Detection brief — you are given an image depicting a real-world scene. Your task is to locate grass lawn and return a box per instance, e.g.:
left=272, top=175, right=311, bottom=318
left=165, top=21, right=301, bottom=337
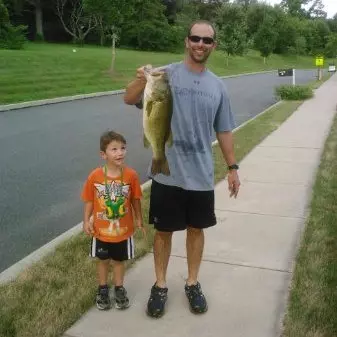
left=282, top=113, right=337, bottom=337
left=0, top=96, right=305, bottom=337
left=0, top=42, right=333, bottom=105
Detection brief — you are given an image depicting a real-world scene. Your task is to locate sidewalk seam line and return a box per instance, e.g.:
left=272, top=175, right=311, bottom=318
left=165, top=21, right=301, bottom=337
left=214, top=209, right=305, bottom=219
left=170, top=254, right=292, bottom=274
left=259, top=145, right=321, bottom=150
left=240, top=179, right=310, bottom=186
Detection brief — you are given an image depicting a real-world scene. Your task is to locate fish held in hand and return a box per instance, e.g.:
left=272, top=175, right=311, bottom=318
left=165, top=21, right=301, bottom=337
left=143, top=66, right=173, bottom=176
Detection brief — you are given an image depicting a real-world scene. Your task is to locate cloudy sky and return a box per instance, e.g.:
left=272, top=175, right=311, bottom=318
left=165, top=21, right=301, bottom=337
left=265, top=0, right=337, bottom=18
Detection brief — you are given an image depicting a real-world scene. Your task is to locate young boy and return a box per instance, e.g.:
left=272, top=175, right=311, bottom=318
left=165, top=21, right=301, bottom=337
left=81, top=130, right=144, bottom=311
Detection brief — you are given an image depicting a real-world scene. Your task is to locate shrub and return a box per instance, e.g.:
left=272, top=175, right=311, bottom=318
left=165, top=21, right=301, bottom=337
left=0, top=0, right=27, bottom=50
left=0, top=24, right=27, bottom=49
left=275, top=84, right=313, bottom=100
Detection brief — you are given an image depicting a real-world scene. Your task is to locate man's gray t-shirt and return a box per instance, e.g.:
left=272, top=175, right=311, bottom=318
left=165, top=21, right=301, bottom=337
left=144, top=62, right=235, bottom=191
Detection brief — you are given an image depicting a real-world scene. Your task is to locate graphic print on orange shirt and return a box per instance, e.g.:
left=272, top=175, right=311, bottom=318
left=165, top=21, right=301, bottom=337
left=82, top=167, right=142, bottom=243
left=94, top=178, right=130, bottom=238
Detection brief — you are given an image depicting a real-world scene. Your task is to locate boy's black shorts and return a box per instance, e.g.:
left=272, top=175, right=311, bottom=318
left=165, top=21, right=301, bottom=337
left=149, top=179, right=217, bottom=232
left=90, top=237, right=135, bottom=261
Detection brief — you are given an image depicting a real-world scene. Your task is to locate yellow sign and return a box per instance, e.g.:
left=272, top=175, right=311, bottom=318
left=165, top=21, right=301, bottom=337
left=315, top=56, right=324, bottom=67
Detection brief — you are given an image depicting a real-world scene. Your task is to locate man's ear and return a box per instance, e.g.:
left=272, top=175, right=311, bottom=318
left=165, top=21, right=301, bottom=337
left=184, top=37, right=189, bottom=48
left=213, top=41, right=218, bottom=50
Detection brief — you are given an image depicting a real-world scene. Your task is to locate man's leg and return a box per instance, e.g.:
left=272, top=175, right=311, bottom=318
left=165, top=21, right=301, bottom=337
left=186, top=227, right=204, bottom=286
left=153, top=230, right=173, bottom=288
left=147, top=180, right=186, bottom=318
left=184, top=190, right=216, bottom=314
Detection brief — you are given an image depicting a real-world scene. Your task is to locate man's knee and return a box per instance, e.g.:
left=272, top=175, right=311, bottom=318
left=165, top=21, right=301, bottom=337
left=187, top=227, right=203, bottom=235
left=155, top=230, right=173, bottom=240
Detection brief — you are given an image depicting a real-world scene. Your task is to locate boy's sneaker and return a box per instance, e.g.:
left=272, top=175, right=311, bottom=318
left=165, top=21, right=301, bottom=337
left=96, top=286, right=111, bottom=310
left=114, top=286, right=130, bottom=310
left=184, top=282, right=208, bottom=314
left=146, top=284, right=168, bottom=318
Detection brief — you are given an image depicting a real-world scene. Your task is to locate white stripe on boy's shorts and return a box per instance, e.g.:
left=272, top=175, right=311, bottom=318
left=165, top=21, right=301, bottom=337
left=91, top=237, right=96, bottom=257
left=127, top=237, right=134, bottom=259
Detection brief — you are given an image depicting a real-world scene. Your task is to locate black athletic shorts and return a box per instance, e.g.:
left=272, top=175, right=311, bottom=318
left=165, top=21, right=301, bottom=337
left=149, top=180, right=217, bottom=232
left=90, top=237, right=135, bottom=261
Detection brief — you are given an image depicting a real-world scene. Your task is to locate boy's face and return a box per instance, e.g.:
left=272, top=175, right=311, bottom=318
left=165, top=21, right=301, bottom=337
left=100, top=140, right=126, bottom=167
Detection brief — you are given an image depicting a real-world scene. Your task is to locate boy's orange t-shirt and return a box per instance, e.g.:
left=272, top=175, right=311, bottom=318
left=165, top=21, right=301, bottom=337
left=81, top=166, right=142, bottom=243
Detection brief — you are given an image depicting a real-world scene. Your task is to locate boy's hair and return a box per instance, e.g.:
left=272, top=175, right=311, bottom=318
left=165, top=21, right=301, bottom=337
left=187, top=20, right=217, bottom=40
left=100, top=130, right=126, bottom=152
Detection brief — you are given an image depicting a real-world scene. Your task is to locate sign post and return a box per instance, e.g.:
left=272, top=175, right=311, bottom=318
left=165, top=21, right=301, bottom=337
left=315, top=56, right=324, bottom=80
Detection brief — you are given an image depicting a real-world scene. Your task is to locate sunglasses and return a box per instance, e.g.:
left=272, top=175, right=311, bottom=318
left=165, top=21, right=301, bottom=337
left=188, top=35, right=215, bottom=45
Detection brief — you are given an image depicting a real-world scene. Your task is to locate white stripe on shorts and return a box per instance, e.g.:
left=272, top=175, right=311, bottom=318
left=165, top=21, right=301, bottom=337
left=127, top=236, right=135, bottom=259
left=91, top=237, right=97, bottom=257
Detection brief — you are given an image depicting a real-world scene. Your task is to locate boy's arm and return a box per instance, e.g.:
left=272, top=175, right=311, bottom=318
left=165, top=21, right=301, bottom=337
left=131, top=198, right=143, bottom=228
left=83, top=201, right=94, bottom=235
left=123, top=66, right=147, bottom=106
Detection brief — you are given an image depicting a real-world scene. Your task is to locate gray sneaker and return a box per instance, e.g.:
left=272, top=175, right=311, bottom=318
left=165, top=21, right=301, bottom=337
left=114, top=286, right=130, bottom=310
left=96, top=286, right=112, bottom=310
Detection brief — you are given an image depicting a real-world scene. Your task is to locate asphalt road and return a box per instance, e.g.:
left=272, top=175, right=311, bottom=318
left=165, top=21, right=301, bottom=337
left=0, top=69, right=320, bottom=272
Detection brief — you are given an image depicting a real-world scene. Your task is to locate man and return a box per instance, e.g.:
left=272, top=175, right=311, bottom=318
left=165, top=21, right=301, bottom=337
left=124, top=20, right=240, bottom=318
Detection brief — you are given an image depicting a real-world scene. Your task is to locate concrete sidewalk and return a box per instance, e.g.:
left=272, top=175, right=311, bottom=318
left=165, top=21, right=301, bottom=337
left=64, top=73, right=337, bottom=337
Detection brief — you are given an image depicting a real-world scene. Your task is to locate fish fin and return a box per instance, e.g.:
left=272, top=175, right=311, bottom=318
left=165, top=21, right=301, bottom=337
left=145, top=100, right=153, bottom=117
left=143, top=134, right=150, bottom=148
left=151, top=158, right=170, bottom=176
left=161, top=159, right=170, bottom=176
left=166, top=130, right=173, bottom=147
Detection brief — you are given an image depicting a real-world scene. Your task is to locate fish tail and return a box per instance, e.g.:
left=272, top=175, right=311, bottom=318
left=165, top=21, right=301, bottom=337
left=151, top=158, right=170, bottom=176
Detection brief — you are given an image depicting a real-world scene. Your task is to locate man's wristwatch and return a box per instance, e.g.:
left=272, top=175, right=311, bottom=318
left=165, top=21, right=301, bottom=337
left=228, top=164, right=239, bottom=170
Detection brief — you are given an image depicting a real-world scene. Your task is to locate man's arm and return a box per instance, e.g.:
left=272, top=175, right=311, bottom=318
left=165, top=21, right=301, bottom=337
left=123, top=66, right=147, bottom=105
left=216, top=131, right=236, bottom=167
left=216, top=131, right=240, bottom=198
left=124, top=79, right=146, bottom=105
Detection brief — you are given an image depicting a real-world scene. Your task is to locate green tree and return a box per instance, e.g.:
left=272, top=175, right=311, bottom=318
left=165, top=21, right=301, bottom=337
left=254, top=15, right=278, bottom=63
left=122, top=0, right=174, bottom=52
left=84, top=0, right=132, bottom=72
left=215, top=3, right=247, bottom=65
left=55, top=0, right=97, bottom=45
left=304, top=19, right=330, bottom=55
left=174, top=0, right=200, bottom=46
left=5, top=0, right=51, bottom=40
left=234, top=0, right=258, bottom=11
left=274, top=14, right=304, bottom=54
left=280, top=0, right=326, bottom=18
left=327, top=13, right=337, bottom=33
left=0, top=0, right=26, bottom=49
left=324, top=33, right=337, bottom=58
left=246, top=3, right=276, bottom=40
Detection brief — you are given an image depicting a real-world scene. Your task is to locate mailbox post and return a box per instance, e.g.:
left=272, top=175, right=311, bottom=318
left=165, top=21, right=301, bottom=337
left=278, top=68, right=295, bottom=85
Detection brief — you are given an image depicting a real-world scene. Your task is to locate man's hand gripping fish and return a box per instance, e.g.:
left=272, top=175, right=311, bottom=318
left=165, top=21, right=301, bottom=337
left=143, top=65, right=173, bottom=176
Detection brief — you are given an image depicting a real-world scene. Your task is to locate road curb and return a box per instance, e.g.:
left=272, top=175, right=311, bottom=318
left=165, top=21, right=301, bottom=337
left=0, top=70, right=277, bottom=112
left=0, top=99, right=283, bottom=284
left=0, top=179, right=153, bottom=284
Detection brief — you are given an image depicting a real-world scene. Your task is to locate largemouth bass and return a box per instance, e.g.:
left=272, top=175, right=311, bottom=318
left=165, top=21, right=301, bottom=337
left=143, top=66, right=173, bottom=176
